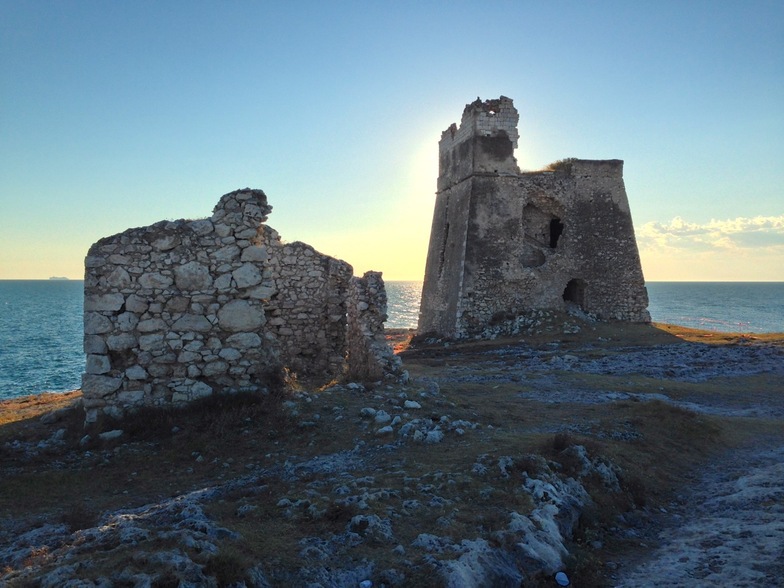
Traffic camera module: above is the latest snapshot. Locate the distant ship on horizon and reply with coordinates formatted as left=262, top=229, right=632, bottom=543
left=48, top=276, right=70, bottom=280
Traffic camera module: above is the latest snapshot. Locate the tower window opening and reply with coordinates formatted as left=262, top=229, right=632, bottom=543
left=549, top=218, right=564, bottom=248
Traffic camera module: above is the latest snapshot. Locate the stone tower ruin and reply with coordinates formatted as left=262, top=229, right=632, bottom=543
left=418, top=96, right=650, bottom=338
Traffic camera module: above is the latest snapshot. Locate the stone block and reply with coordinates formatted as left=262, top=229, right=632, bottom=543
left=188, top=219, right=214, bottom=236
left=177, top=350, right=200, bottom=363
left=82, top=374, right=122, bottom=397
left=84, top=312, right=113, bottom=334
left=235, top=227, right=258, bottom=239
left=213, top=223, right=231, bottom=237
left=247, top=285, right=275, bottom=299
left=240, top=245, right=268, bottom=262
left=226, top=332, right=262, bottom=349
left=125, top=365, right=148, bottom=380
left=212, top=244, right=240, bottom=262
left=214, top=273, right=232, bottom=290
left=106, top=267, right=131, bottom=289
left=147, top=363, right=171, bottom=378
left=137, top=318, right=167, bottom=332
left=138, top=333, right=165, bottom=351
left=151, top=234, right=180, bottom=251
left=219, top=348, right=242, bottom=361
left=191, top=381, right=213, bottom=399
left=84, top=335, right=108, bottom=354
left=232, top=263, right=262, bottom=289
left=86, top=354, right=111, bottom=375
left=166, top=296, right=190, bottom=312
left=202, top=361, right=229, bottom=376
left=218, top=300, right=265, bottom=331
left=171, top=314, right=212, bottom=332
left=107, top=254, right=131, bottom=265
left=117, top=390, right=145, bottom=404
left=174, top=261, right=213, bottom=291
left=117, top=312, right=139, bottom=332
left=138, top=273, right=173, bottom=289
left=125, top=294, right=149, bottom=313
left=85, top=255, right=106, bottom=268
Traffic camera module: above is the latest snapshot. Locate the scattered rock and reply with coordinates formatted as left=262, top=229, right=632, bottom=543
left=98, top=430, right=123, bottom=442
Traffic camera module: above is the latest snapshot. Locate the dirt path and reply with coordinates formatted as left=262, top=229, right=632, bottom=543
left=611, top=441, right=784, bottom=587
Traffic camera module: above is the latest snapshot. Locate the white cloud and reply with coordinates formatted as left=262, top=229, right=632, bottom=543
left=637, top=214, right=784, bottom=251
left=635, top=214, right=784, bottom=281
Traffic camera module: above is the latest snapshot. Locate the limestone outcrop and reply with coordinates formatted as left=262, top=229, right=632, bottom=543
left=82, top=188, right=401, bottom=423
left=419, top=96, right=650, bottom=338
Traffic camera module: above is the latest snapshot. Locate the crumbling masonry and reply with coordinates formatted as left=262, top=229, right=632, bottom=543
left=82, top=189, right=401, bottom=423
left=418, top=97, right=650, bottom=338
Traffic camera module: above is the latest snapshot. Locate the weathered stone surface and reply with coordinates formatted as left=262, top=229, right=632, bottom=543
left=151, top=234, right=180, bottom=251
left=138, top=273, right=173, bottom=289
left=108, top=254, right=131, bottom=265
left=171, top=314, right=212, bottom=332
left=166, top=297, right=190, bottom=312
left=117, top=390, right=145, bottom=403
left=138, top=333, right=165, bottom=351
left=107, top=333, right=137, bottom=351
left=137, top=318, right=167, bottom=333
left=174, top=261, right=213, bottom=291
left=217, top=300, right=265, bottom=332
left=84, top=255, right=106, bottom=268
left=84, top=335, right=108, bottom=354
left=240, top=245, right=268, bottom=262
left=191, top=381, right=213, bottom=399
left=225, top=332, right=262, bottom=349
left=202, top=361, right=229, bottom=376
left=214, top=273, right=232, bottom=290
left=116, top=312, right=139, bottom=332
left=232, top=263, right=262, bottom=289
left=86, top=354, right=111, bottom=375
left=106, top=267, right=131, bottom=289
left=419, top=96, right=650, bottom=339
left=84, top=313, right=113, bottom=335
left=82, top=374, right=122, bottom=397
left=212, top=244, right=240, bottom=263
left=188, top=219, right=214, bottom=236
left=218, top=348, right=242, bottom=361
left=125, top=295, right=149, bottom=313
left=98, top=429, right=124, bottom=441
left=125, top=365, right=147, bottom=380
left=247, top=285, right=275, bottom=299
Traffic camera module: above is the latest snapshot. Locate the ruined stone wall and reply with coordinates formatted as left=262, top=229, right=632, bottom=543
left=346, top=271, right=404, bottom=382
left=257, top=227, right=353, bottom=378
left=83, top=188, right=397, bottom=423
left=419, top=97, right=650, bottom=339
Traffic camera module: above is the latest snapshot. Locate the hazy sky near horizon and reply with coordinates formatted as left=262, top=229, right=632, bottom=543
left=2, top=1, right=782, bottom=281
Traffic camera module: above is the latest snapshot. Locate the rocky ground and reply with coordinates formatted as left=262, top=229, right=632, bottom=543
left=1, top=315, right=782, bottom=587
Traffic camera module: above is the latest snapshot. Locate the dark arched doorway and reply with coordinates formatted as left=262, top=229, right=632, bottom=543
left=562, top=278, right=586, bottom=309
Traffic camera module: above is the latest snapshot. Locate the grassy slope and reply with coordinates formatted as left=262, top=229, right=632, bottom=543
left=1, top=322, right=782, bottom=586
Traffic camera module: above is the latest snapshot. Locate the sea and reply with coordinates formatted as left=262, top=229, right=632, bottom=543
left=1, top=280, right=782, bottom=400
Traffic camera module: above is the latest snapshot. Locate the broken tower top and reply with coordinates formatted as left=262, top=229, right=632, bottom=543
left=438, top=96, right=520, bottom=191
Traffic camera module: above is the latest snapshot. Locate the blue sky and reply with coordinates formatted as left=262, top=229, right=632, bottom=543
left=1, top=0, right=782, bottom=280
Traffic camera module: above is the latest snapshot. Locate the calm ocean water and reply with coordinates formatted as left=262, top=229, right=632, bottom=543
left=1, top=280, right=782, bottom=400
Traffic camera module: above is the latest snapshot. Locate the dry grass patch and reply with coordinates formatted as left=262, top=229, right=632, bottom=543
left=2, top=320, right=781, bottom=586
